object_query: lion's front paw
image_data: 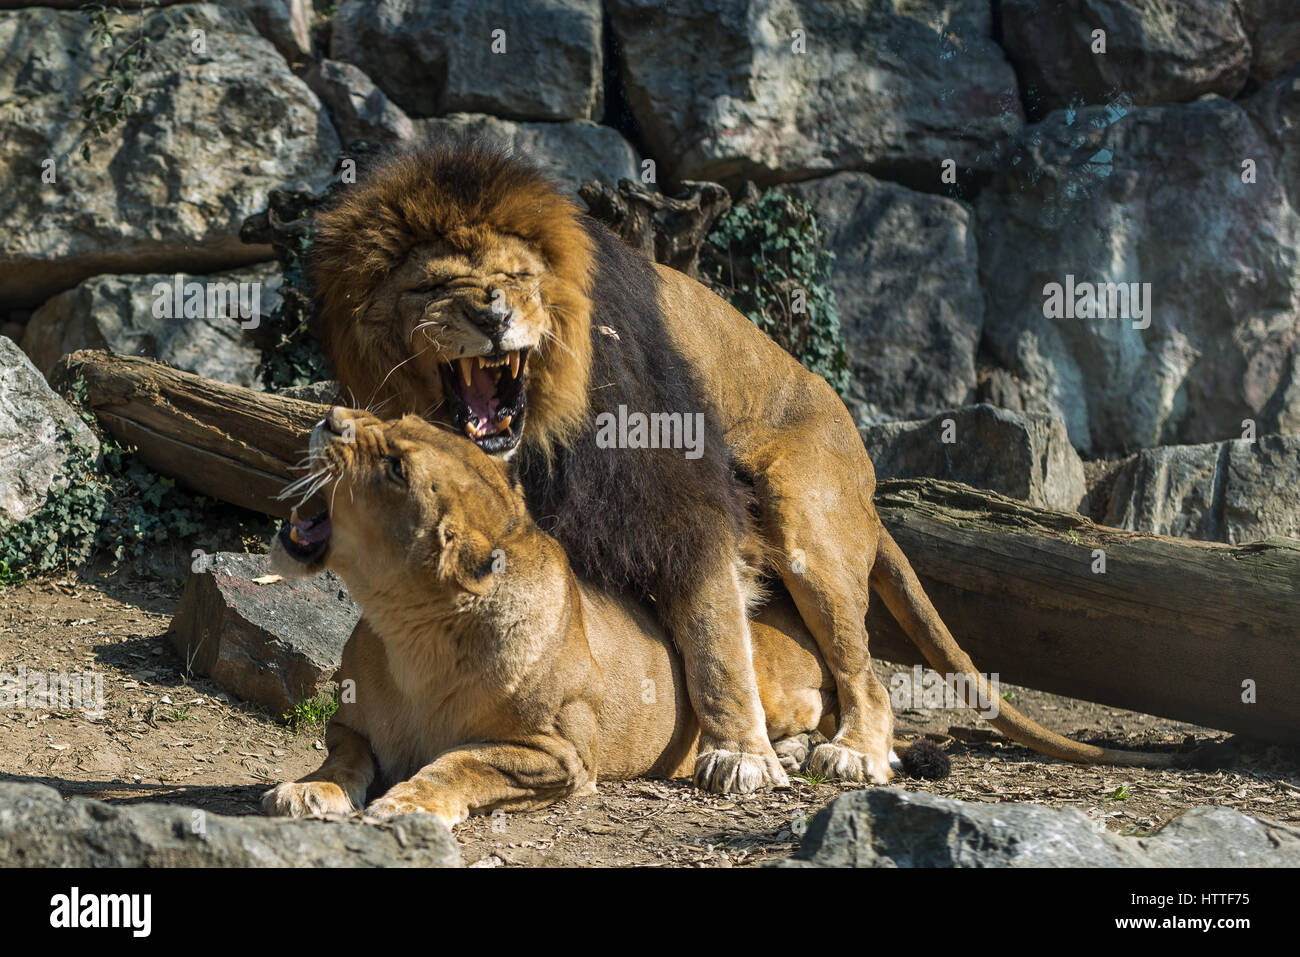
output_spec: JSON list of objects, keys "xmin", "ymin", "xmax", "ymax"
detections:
[
  {"xmin": 804, "ymin": 741, "xmax": 892, "ymax": 784},
  {"xmin": 262, "ymin": 781, "xmax": 355, "ymax": 818},
  {"xmin": 694, "ymin": 747, "xmax": 790, "ymax": 794}
]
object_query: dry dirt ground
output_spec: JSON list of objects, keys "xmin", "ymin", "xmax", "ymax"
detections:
[{"xmin": 1, "ymin": 571, "xmax": 1297, "ymax": 868}]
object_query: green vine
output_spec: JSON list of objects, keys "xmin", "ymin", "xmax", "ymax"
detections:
[
  {"xmin": 78, "ymin": 1, "xmax": 162, "ymax": 162},
  {"xmin": 701, "ymin": 189, "xmax": 851, "ymax": 397},
  {"xmin": 0, "ymin": 377, "xmax": 274, "ymax": 585}
]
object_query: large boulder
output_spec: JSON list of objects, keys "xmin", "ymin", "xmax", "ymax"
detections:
[
  {"xmin": 607, "ymin": 0, "xmax": 1022, "ymax": 187},
  {"xmin": 1098, "ymin": 442, "xmax": 1222, "ymax": 539},
  {"xmin": 0, "ymin": 336, "xmax": 99, "ymax": 533},
  {"xmin": 1238, "ymin": 0, "xmax": 1300, "ymax": 86},
  {"xmin": 0, "ymin": 0, "xmax": 315, "ymax": 63},
  {"xmin": 231, "ymin": 0, "xmax": 315, "ymax": 65},
  {"xmin": 977, "ymin": 94, "xmax": 1300, "ymax": 456},
  {"xmin": 782, "ymin": 172, "xmax": 981, "ymax": 424},
  {"xmin": 0, "ymin": 3, "xmax": 339, "ymax": 309},
  {"xmin": 1247, "ymin": 66, "xmax": 1300, "ymax": 213},
  {"xmin": 1098, "ymin": 434, "xmax": 1300, "ymax": 543},
  {"xmin": 302, "ymin": 60, "xmax": 640, "ymax": 186},
  {"xmin": 412, "ymin": 114, "xmax": 642, "ymax": 192},
  {"xmin": 168, "ymin": 552, "xmax": 360, "ymax": 716},
  {"xmin": 771, "ymin": 788, "xmax": 1300, "ymax": 867},
  {"xmin": 0, "ymin": 782, "xmax": 461, "ymax": 867},
  {"xmin": 860, "ymin": 404, "xmax": 1086, "ymax": 512},
  {"xmin": 330, "ymin": 0, "xmax": 603, "ymax": 121},
  {"xmin": 22, "ymin": 266, "xmax": 280, "ymax": 390},
  {"xmin": 1000, "ymin": 0, "xmax": 1250, "ymax": 118},
  {"xmin": 303, "ymin": 58, "xmax": 416, "ymax": 148}
]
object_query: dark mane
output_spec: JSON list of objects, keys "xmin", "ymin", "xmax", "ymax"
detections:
[{"xmin": 515, "ymin": 219, "xmax": 752, "ymax": 595}]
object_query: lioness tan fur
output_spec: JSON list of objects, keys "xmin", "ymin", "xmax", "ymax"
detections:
[{"xmin": 263, "ymin": 409, "xmax": 835, "ymax": 826}]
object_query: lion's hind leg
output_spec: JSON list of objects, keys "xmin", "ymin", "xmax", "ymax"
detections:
[{"xmin": 755, "ymin": 467, "xmax": 895, "ymax": 785}]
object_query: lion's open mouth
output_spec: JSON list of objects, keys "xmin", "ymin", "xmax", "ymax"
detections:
[
  {"xmin": 441, "ymin": 349, "xmax": 529, "ymax": 454},
  {"xmin": 277, "ymin": 509, "xmax": 332, "ymax": 565}
]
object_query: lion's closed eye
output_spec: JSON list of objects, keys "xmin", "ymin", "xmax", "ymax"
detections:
[{"xmin": 383, "ymin": 455, "xmax": 405, "ymax": 483}]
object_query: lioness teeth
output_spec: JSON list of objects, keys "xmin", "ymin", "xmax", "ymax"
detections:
[
  {"xmin": 498, "ymin": 414, "xmax": 512, "ymax": 431},
  {"xmin": 289, "ymin": 525, "xmax": 304, "ymax": 544},
  {"xmin": 458, "ymin": 357, "xmax": 474, "ymax": 388}
]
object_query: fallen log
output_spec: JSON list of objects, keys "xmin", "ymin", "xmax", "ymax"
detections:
[
  {"xmin": 53, "ymin": 353, "xmax": 1300, "ymax": 743},
  {"xmin": 865, "ymin": 480, "xmax": 1300, "ymax": 745},
  {"xmin": 52, "ymin": 351, "xmax": 324, "ymax": 520}
]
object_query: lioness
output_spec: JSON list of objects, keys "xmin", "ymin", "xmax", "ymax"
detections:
[
  {"xmin": 263, "ymin": 408, "xmax": 837, "ymax": 825},
  {"xmin": 310, "ymin": 143, "xmax": 1179, "ymax": 787}
]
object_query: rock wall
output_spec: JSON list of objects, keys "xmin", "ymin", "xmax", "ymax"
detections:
[{"xmin": 2, "ymin": 0, "xmax": 1299, "ymax": 543}]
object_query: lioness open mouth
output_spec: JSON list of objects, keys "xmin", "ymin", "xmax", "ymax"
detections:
[
  {"xmin": 277, "ymin": 509, "xmax": 331, "ymax": 565},
  {"xmin": 440, "ymin": 349, "xmax": 529, "ymax": 455}
]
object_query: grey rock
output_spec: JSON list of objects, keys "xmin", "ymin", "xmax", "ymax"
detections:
[
  {"xmin": 977, "ymin": 95, "xmax": 1300, "ymax": 456},
  {"xmin": 1221, "ymin": 434, "xmax": 1300, "ymax": 543},
  {"xmin": 1101, "ymin": 435, "xmax": 1300, "ymax": 543},
  {"xmin": 771, "ymin": 788, "xmax": 1300, "ymax": 867},
  {"xmin": 1240, "ymin": 0, "xmax": 1300, "ymax": 85},
  {"xmin": 305, "ymin": 58, "xmax": 415, "ymax": 147},
  {"xmin": 0, "ymin": 781, "xmax": 460, "ymax": 867},
  {"xmin": 1101, "ymin": 442, "xmax": 1223, "ymax": 539},
  {"xmin": 168, "ymin": 552, "xmax": 360, "ymax": 716},
  {"xmin": 22, "ymin": 266, "xmax": 280, "ymax": 390},
  {"xmin": 412, "ymin": 114, "xmax": 641, "ymax": 192},
  {"xmin": 783, "ymin": 172, "xmax": 981, "ymax": 424},
  {"xmin": 229, "ymin": 0, "xmax": 315, "ymax": 64},
  {"xmin": 0, "ymin": 0, "xmax": 315, "ymax": 61},
  {"xmin": 330, "ymin": 0, "xmax": 603, "ymax": 121},
  {"xmin": 0, "ymin": 3, "xmax": 339, "ymax": 309},
  {"xmin": 861, "ymin": 404, "xmax": 1086, "ymax": 512},
  {"xmin": 0, "ymin": 336, "xmax": 99, "ymax": 532},
  {"xmin": 1246, "ymin": 66, "xmax": 1300, "ymax": 215},
  {"xmin": 608, "ymin": 0, "xmax": 1022, "ymax": 187},
  {"xmin": 276, "ymin": 380, "xmax": 342, "ymax": 405},
  {"xmin": 1133, "ymin": 805, "xmax": 1299, "ymax": 868},
  {"xmin": 1001, "ymin": 0, "xmax": 1250, "ymax": 117}
]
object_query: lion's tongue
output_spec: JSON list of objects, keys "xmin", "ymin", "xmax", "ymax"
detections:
[{"xmin": 462, "ymin": 364, "xmax": 500, "ymax": 426}]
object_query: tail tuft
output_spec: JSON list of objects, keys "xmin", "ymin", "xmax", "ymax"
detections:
[{"xmin": 899, "ymin": 739, "xmax": 951, "ymax": 780}]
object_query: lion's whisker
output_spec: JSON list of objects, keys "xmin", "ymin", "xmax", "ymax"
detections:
[{"xmin": 364, "ymin": 345, "xmax": 430, "ymax": 412}]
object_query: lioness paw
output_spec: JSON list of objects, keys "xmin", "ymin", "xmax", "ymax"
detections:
[
  {"xmin": 805, "ymin": 741, "xmax": 892, "ymax": 785},
  {"xmin": 262, "ymin": 781, "xmax": 355, "ymax": 818},
  {"xmin": 694, "ymin": 748, "xmax": 789, "ymax": 794},
  {"xmin": 363, "ymin": 795, "xmax": 461, "ymax": 830}
]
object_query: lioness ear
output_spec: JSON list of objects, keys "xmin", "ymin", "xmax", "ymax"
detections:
[{"xmin": 435, "ymin": 516, "xmax": 497, "ymax": 595}]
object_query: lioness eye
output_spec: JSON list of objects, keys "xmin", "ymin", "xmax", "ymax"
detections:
[{"xmin": 383, "ymin": 455, "xmax": 405, "ymax": 482}]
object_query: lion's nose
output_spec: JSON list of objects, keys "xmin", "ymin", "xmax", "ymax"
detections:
[{"xmin": 472, "ymin": 305, "xmax": 513, "ymax": 348}]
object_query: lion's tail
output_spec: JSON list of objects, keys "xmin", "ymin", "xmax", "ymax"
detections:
[{"xmin": 870, "ymin": 526, "xmax": 1183, "ymax": 768}]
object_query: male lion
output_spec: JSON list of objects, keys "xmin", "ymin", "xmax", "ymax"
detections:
[
  {"xmin": 264, "ymin": 408, "xmax": 837, "ymax": 825},
  {"xmin": 309, "ymin": 143, "xmax": 1180, "ymax": 791}
]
